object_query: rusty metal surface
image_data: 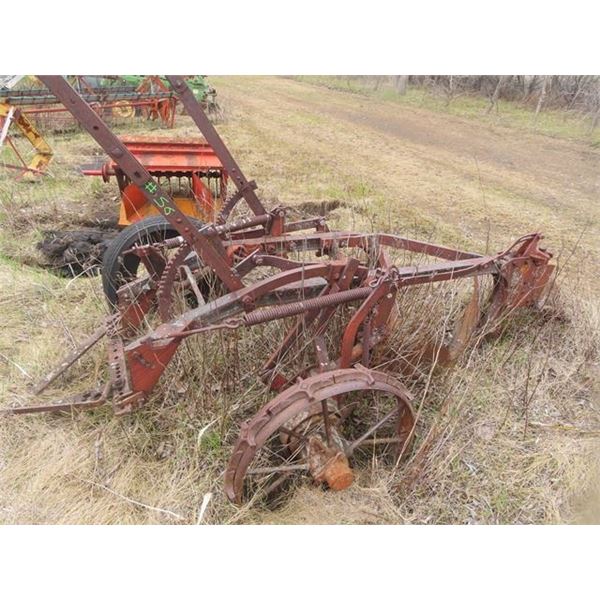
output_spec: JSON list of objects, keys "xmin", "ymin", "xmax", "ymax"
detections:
[
  {"xmin": 224, "ymin": 367, "xmax": 415, "ymax": 504},
  {"xmin": 307, "ymin": 437, "xmax": 354, "ymax": 491},
  {"xmin": 165, "ymin": 76, "xmax": 266, "ymax": 218},
  {"xmin": 6, "ymin": 75, "xmax": 555, "ymax": 505}
]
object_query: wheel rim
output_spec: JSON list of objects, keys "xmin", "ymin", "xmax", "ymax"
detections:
[
  {"xmin": 225, "ymin": 367, "xmax": 415, "ymax": 505},
  {"xmin": 112, "ymin": 101, "xmax": 135, "ymax": 119}
]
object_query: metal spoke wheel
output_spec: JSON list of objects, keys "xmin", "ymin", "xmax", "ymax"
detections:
[{"xmin": 225, "ymin": 367, "xmax": 415, "ymax": 506}]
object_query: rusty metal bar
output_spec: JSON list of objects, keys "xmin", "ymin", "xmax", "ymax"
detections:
[
  {"xmin": 165, "ymin": 76, "xmax": 266, "ymax": 219},
  {"xmin": 33, "ymin": 323, "xmax": 108, "ymax": 394},
  {"xmin": 3, "ymin": 382, "xmax": 111, "ymax": 415}
]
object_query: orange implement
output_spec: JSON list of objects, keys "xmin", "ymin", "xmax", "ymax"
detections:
[{"xmin": 82, "ymin": 136, "xmax": 228, "ymax": 225}]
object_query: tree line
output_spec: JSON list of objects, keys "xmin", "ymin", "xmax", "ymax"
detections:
[{"xmin": 343, "ymin": 76, "xmax": 600, "ymax": 132}]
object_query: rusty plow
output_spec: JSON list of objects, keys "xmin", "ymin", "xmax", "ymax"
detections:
[{"xmin": 1, "ymin": 76, "xmax": 555, "ymax": 505}]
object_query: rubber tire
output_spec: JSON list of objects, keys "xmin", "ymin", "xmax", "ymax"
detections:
[{"xmin": 101, "ymin": 215, "xmax": 203, "ymax": 308}]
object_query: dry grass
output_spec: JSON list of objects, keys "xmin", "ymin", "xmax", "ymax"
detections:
[{"xmin": 0, "ymin": 76, "xmax": 598, "ymax": 524}]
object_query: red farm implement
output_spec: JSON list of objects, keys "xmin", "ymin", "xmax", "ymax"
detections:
[
  {"xmin": 1, "ymin": 76, "xmax": 177, "ymax": 132},
  {"xmin": 82, "ymin": 136, "xmax": 227, "ymax": 226},
  {"xmin": 1, "ymin": 76, "xmax": 554, "ymax": 505}
]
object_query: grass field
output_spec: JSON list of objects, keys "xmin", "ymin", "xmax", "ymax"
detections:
[
  {"xmin": 294, "ymin": 76, "xmax": 600, "ymax": 146},
  {"xmin": 0, "ymin": 76, "xmax": 598, "ymax": 524}
]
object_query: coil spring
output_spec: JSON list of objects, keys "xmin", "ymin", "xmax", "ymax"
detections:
[{"xmin": 243, "ymin": 286, "xmax": 371, "ymax": 327}]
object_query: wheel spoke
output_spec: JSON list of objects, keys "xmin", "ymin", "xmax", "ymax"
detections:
[
  {"xmin": 346, "ymin": 406, "xmax": 399, "ymax": 455},
  {"xmin": 279, "ymin": 426, "xmax": 309, "ymax": 443},
  {"xmin": 321, "ymin": 399, "xmax": 333, "ymax": 446},
  {"xmin": 247, "ymin": 463, "xmax": 309, "ymax": 476},
  {"xmin": 336, "ymin": 400, "xmax": 360, "ymax": 426},
  {"xmin": 353, "ymin": 436, "xmax": 403, "ymax": 447},
  {"xmin": 261, "ymin": 472, "xmax": 295, "ymax": 498}
]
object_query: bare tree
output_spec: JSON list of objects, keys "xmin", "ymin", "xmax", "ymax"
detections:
[
  {"xmin": 534, "ymin": 76, "xmax": 551, "ymax": 126},
  {"xmin": 523, "ymin": 75, "xmax": 537, "ymax": 100},
  {"xmin": 443, "ymin": 75, "xmax": 455, "ymax": 107},
  {"xmin": 394, "ymin": 75, "xmax": 409, "ymax": 95},
  {"xmin": 589, "ymin": 79, "xmax": 600, "ymax": 134},
  {"xmin": 323, "ymin": 75, "xmax": 600, "ymax": 131},
  {"xmin": 486, "ymin": 75, "xmax": 509, "ymax": 114}
]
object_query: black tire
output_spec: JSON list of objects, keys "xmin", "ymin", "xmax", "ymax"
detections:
[{"xmin": 102, "ymin": 215, "xmax": 203, "ymax": 308}]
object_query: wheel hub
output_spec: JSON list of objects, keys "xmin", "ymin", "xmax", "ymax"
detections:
[
  {"xmin": 282, "ymin": 403, "xmax": 355, "ymax": 492},
  {"xmin": 307, "ymin": 436, "xmax": 354, "ymax": 491}
]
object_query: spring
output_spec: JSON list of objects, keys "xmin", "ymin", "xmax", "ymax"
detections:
[{"xmin": 243, "ymin": 286, "xmax": 371, "ymax": 326}]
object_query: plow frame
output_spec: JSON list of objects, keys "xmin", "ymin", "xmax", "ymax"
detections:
[{"xmin": 2, "ymin": 76, "xmax": 555, "ymax": 504}]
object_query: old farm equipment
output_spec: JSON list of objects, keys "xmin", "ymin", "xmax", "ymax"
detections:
[
  {"xmin": 0, "ymin": 76, "xmax": 178, "ymax": 131},
  {"xmin": 0, "ymin": 76, "xmax": 53, "ymax": 178},
  {"xmin": 81, "ymin": 136, "xmax": 227, "ymax": 227},
  {"xmin": 79, "ymin": 136, "xmax": 228, "ymax": 302},
  {"xmin": 0, "ymin": 101, "xmax": 54, "ymax": 178},
  {"xmin": 118, "ymin": 75, "xmax": 222, "ymax": 120},
  {"xmin": 1, "ymin": 76, "xmax": 555, "ymax": 505},
  {"xmin": 36, "ymin": 136, "xmax": 227, "ymax": 280}
]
